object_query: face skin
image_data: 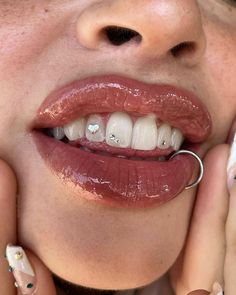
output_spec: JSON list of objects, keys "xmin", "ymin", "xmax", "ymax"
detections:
[{"xmin": 0, "ymin": 0, "xmax": 235, "ymax": 291}]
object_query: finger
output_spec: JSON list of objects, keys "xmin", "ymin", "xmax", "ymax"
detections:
[
  {"xmin": 187, "ymin": 281, "xmax": 223, "ymax": 295},
  {"xmin": 6, "ymin": 245, "xmax": 57, "ymax": 295},
  {"xmin": 18, "ymin": 249, "xmax": 57, "ymax": 295},
  {"xmin": 0, "ymin": 159, "xmax": 17, "ymax": 295},
  {"xmin": 173, "ymin": 145, "xmax": 229, "ymax": 294},
  {"xmin": 225, "ymin": 182, "xmax": 236, "ymax": 295}
]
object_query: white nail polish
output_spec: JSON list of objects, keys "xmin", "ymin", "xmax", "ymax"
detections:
[
  {"xmin": 227, "ymin": 131, "xmax": 236, "ymax": 191},
  {"xmin": 6, "ymin": 244, "xmax": 37, "ymax": 294},
  {"xmin": 212, "ymin": 281, "xmax": 224, "ymax": 295}
]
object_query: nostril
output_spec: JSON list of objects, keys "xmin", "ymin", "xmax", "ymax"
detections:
[
  {"xmin": 103, "ymin": 26, "xmax": 142, "ymax": 46},
  {"xmin": 171, "ymin": 41, "xmax": 196, "ymax": 58}
]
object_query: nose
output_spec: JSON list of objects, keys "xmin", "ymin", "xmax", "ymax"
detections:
[{"xmin": 76, "ymin": 0, "xmax": 206, "ymax": 66}]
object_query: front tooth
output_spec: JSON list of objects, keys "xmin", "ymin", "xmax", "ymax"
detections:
[
  {"xmin": 86, "ymin": 114, "xmax": 105, "ymax": 142},
  {"xmin": 131, "ymin": 114, "xmax": 158, "ymax": 150},
  {"xmin": 64, "ymin": 117, "xmax": 86, "ymax": 141},
  {"xmin": 52, "ymin": 127, "xmax": 65, "ymax": 140},
  {"xmin": 171, "ymin": 128, "xmax": 184, "ymax": 151},
  {"xmin": 157, "ymin": 123, "xmax": 172, "ymax": 149},
  {"xmin": 106, "ymin": 112, "xmax": 133, "ymax": 148}
]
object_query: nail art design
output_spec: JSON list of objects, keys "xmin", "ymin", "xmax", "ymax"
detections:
[
  {"xmin": 227, "ymin": 131, "xmax": 236, "ymax": 191},
  {"xmin": 211, "ymin": 281, "xmax": 224, "ymax": 295},
  {"xmin": 5, "ymin": 244, "xmax": 37, "ymax": 295}
]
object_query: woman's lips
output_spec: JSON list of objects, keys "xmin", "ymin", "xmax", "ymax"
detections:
[
  {"xmin": 31, "ymin": 75, "xmax": 212, "ymax": 209},
  {"xmin": 32, "ymin": 131, "xmax": 197, "ymax": 208}
]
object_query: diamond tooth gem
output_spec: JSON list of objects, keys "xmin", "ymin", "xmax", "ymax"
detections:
[
  {"xmin": 86, "ymin": 114, "xmax": 105, "ymax": 142},
  {"xmin": 157, "ymin": 123, "xmax": 172, "ymax": 149},
  {"xmin": 171, "ymin": 128, "xmax": 184, "ymax": 151},
  {"xmin": 52, "ymin": 127, "xmax": 65, "ymax": 140},
  {"xmin": 106, "ymin": 112, "xmax": 133, "ymax": 148},
  {"xmin": 131, "ymin": 114, "xmax": 158, "ymax": 150},
  {"xmin": 64, "ymin": 117, "xmax": 86, "ymax": 141}
]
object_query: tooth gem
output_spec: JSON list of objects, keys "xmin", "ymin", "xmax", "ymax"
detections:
[
  {"xmin": 27, "ymin": 283, "xmax": 34, "ymax": 289},
  {"xmin": 161, "ymin": 140, "xmax": 166, "ymax": 146},
  {"xmin": 87, "ymin": 123, "xmax": 100, "ymax": 134},
  {"xmin": 109, "ymin": 134, "xmax": 120, "ymax": 144},
  {"xmin": 15, "ymin": 251, "xmax": 23, "ymax": 260},
  {"xmin": 8, "ymin": 266, "xmax": 13, "ymax": 272},
  {"xmin": 14, "ymin": 282, "xmax": 19, "ymax": 288}
]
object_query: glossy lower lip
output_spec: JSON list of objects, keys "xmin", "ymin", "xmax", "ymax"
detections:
[
  {"xmin": 32, "ymin": 131, "xmax": 198, "ymax": 209},
  {"xmin": 32, "ymin": 75, "xmax": 212, "ymax": 142}
]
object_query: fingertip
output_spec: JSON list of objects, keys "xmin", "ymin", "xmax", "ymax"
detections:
[
  {"xmin": 203, "ymin": 144, "xmax": 229, "ymax": 170},
  {"xmin": 24, "ymin": 250, "xmax": 57, "ymax": 295},
  {"xmin": 196, "ymin": 144, "xmax": 229, "ymax": 217}
]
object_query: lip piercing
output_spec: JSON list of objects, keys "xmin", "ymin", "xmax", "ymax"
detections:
[
  {"xmin": 169, "ymin": 149, "xmax": 204, "ymax": 189},
  {"xmin": 87, "ymin": 123, "xmax": 100, "ymax": 134}
]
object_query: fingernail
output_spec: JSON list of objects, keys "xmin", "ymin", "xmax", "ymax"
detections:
[
  {"xmin": 212, "ymin": 281, "xmax": 224, "ymax": 295},
  {"xmin": 227, "ymin": 131, "xmax": 236, "ymax": 191},
  {"xmin": 187, "ymin": 290, "xmax": 210, "ymax": 295},
  {"xmin": 5, "ymin": 244, "xmax": 37, "ymax": 294}
]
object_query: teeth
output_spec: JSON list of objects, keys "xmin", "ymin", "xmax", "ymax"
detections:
[
  {"xmin": 171, "ymin": 128, "xmax": 184, "ymax": 151},
  {"xmin": 157, "ymin": 123, "xmax": 172, "ymax": 149},
  {"xmin": 131, "ymin": 114, "xmax": 158, "ymax": 150},
  {"xmin": 64, "ymin": 117, "xmax": 86, "ymax": 141},
  {"xmin": 106, "ymin": 112, "xmax": 133, "ymax": 148},
  {"xmin": 86, "ymin": 114, "xmax": 105, "ymax": 142},
  {"xmin": 52, "ymin": 112, "xmax": 185, "ymax": 152},
  {"xmin": 52, "ymin": 127, "xmax": 65, "ymax": 140}
]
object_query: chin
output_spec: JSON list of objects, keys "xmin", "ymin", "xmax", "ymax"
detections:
[{"xmin": 17, "ymin": 181, "xmax": 195, "ymax": 291}]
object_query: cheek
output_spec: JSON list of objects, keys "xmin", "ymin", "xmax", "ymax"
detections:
[
  {"xmin": 199, "ymin": 20, "xmax": 236, "ymax": 142},
  {"xmin": 203, "ymin": 22, "xmax": 236, "ymax": 109}
]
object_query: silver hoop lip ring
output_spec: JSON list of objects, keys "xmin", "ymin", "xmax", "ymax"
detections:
[{"xmin": 169, "ymin": 150, "xmax": 204, "ymax": 190}]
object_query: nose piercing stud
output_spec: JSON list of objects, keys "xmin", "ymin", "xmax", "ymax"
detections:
[{"xmin": 169, "ymin": 149, "xmax": 204, "ymax": 189}]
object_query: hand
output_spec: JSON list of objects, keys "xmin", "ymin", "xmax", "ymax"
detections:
[
  {"xmin": 0, "ymin": 159, "xmax": 57, "ymax": 295},
  {"xmin": 170, "ymin": 145, "xmax": 230, "ymax": 295},
  {"xmin": 168, "ymin": 143, "xmax": 236, "ymax": 295}
]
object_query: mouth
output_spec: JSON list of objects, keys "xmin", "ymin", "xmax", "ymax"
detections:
[{"xmin": 30, "ymin": 75, "xmax": 212, "ymax": 209}]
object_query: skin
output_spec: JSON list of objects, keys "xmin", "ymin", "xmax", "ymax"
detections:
[{"xmin": 0, "ymin": 0, "xmax": 235, "ymax": 294}]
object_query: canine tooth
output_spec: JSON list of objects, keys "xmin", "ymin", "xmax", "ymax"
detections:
[
  {"xmin": 157, "ymin": 124, "xmax": 172, "ymax": 149},
  {"xmin": 86, "ymin": 114, "xmax": 105, "ymax": 142},
  {"xmin": 171, "ymin": 128, "xmax": 184, "ymax": 151},
  {"xmin": 131, "ymin": 114, "xmax": 157, "ymax": 150},
  {"xmin": 52, "ymin": 127, "xmax": 65, "ymax": 140},
  {"xmin": 106, "ymin": 112, "xmax": 133, "ymax": 148},
  {"xmin": 64, "ymin": 118, "xmax": 86, "ymax": 141}
]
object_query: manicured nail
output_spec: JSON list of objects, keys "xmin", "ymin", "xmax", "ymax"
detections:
[
  {"xmin": 187, "ymin": 290, "xmax": 210, "ymax": 295},
  {"xmin": 227, "ymin": 131, "xmax": 236, "ymax": 191},
  {"xmin": 5, "ymin": 244, "xmax": 37, "ymax": 294},
  {"xmin": 212, "ymin": 281, "xmax": 224, "ymax": 295}
]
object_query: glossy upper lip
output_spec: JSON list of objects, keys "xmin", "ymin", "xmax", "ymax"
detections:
[{"xmin": 32, "ymin": 74, "xmax": 212, "ymax": 142}]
